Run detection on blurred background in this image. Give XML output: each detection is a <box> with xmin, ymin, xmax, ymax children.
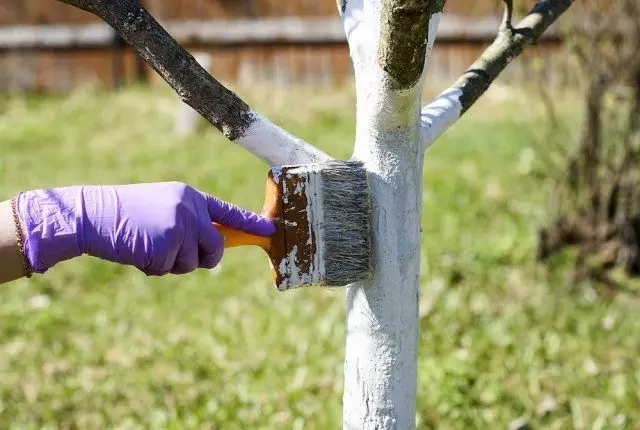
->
<box><xmin>0</xmin><ymin>0</ymin><xmax>638</xmax><ymax>428</ymax></box>
<box><xmin>0</xmin><ymin>0</ymin><xmax>565</xmax><ymax>91</ymax></box>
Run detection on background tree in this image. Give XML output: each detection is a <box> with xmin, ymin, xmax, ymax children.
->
<box><xmin>537</xmin><ymin>0</ymin><xmax>639</xmax><ymax>290</ymax></box>
<box><xmin>58</xmin><ymin>0</ymin><xmax>575</xmax><ymax>427</ymax></box>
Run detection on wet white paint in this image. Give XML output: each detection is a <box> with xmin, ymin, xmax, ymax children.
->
<box><xmin>421</xmin><ymin>87</ymin><xmax>464</xmax><ymax>148</ymax></box>
<box><xmin>278</xmin><ymin>246</ymin><xmax>310</xmax><ymax>290</ymax></box>
<box><xmin>417</xmin><ymin>14</ymin><xmax>467</xmax><ymax>150</ymax></box>
<box><xmin>237</xmin><ymin>112</ymin><xmax>332</xmax><ymax>167</ymax></box>
<box><xmin>305</xmin><ymin>167</ymin><xmax>326</xmax><ymax>284</ymax></box>
<box><xmin>341</xmin><ymin>3</ymin><xmax>453</xmax><ymax>430</ymax></box>
<box><xmin>426</xmin><ymin>13</ymin><xmax>441</xmax><ymax>60</ymax></box>
<box><xmin>271</xmin><ymin>166</ymin><xmax>284</xmax><ymax>182</ymax></box>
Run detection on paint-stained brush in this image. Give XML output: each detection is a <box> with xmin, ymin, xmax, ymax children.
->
<box><xmin>213</xmin><ymin>161</ymin><xmax>373</xmax><ymax>291</ymax></box>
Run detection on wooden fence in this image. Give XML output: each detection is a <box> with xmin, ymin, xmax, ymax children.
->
<box><xmin>0</xmin><ymin>0</ymin><xmax>566</xmax><ymax>92</ymax></box>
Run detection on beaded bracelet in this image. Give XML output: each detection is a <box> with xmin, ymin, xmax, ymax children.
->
<box><xmin>10</xmin><ymin>197</ymin><xmax>33</xmax><ymax>278</ymax></box>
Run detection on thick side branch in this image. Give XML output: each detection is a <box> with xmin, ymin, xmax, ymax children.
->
<box><xmin>58</xmin><ymin>0</ymin><xmax>330</xmax><ymax>166</ymax></box>
<box><xmin>59</xmin><ymin>0</ymin><xmax>251</xmax><ymax>140</ymax></box>
<box><xmin>422</xmin><ymin>0</ymin><xmax>575</xmax><ymax>146</ymax></box>
<box><xmin>456</xmin><ymin>0</ymin><xmax>574</xmax><ymax>113</ymax></box>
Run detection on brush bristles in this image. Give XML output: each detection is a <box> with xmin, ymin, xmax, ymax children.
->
<box><xmin>292</xmin><ymin>161</ymin><xmax>372</xmax><ymax>286</ymax></box>
<box><xmin>311</xmin><ymin>161</ymin><xmax>373</xmax><ymax>286</ymax></box>
<box><xmin>274</xmin><ymin>160</ymin><xmax>373</xmax><ymax>290</ymax></box>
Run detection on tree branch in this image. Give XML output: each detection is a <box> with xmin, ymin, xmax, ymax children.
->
<box><xmin>58</xmin><ymin>0</ymin><xmax>331</xmax><ymax>166</ymax></box>
<box><xmin>502</xmin><ymin>0</ymin><xmax>514</xmax><ymax>31</ymax></box>
<box><xmin>421</xmin><ymin>0</ymin><xmax>575</xmax><ymax>147</ymax></box>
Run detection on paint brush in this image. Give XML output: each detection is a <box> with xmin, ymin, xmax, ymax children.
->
<box><xmin>213</xmin><ymin>161</ymin><xmax>373</xmax><ymax>291</ymax></box>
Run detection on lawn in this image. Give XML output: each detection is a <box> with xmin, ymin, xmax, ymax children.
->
<box><xmin>0</xmin><ymin>83</ymin><xmax>638</xmax><ymax>429</ymax></box>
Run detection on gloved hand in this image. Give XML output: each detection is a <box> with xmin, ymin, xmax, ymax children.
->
<box><xmin>16</xmin><ymin>182</ymin><xmax>275</xmax><ymax>275</ymax></box>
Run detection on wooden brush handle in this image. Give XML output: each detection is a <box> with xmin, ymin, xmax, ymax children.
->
<box><xmin>213</xmin><ymin>223</ymin><xmax>271</xmax><ymax>250</ymax></box>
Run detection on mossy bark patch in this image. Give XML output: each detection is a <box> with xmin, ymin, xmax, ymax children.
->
<box><xmin>378</xmin><ymin>1</ymin><xmax>444</xmax><ymax>91</ymax></box>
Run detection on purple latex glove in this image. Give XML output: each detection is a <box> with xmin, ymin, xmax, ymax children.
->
<box><xmin>16</xmin><ymin>182</ymin><xmax>275</xmax><ymax>276</ymax></box>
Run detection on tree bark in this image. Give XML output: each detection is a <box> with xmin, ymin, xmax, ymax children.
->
<box><xmin>346</xmin><ymin>138</ymin><xmax>425</xmax><ymax>429</ymax></box>
<box><xmin>341</xmin><ymin>1</ymin><xmax>443</xmax><ymax>427</ymax></box>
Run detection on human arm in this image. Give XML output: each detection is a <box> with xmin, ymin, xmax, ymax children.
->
<box><xmin>0</xmin><ymin>200</ymin><xmax>29</xmax><ymax>283</ymax></box>
<box><xmin>0</xmin><ymin>182</ymin><xmax>274</xmax><ymax>285</ymax></box>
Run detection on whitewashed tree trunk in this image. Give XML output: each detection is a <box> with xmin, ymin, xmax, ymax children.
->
<box><xmin>341</xmin><ymin>2</ymin><xmax>442</xmax><ymax>427</ymax></box>
<box><xmin>344</xmin><ymin>150</ymin><xmax>425</xmax><ymax>429</ymax></box>
<box><xmin>59</xmin><ymin>0</ymin><xmax>576</xmax><ymax>428</ymax></box>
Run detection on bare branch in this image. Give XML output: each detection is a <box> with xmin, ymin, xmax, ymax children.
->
<box><xmin>453</xmin><ymin>0</ymin><xmax>574</xmax><ymax>112</ymax></box>
<box><xmin>422</xmin><ymin>0</ymin><xmax>575</xmax><ymax>147</ymax></box>
<box><xmin>57</xmin><ymin>0</ymin><xmax>331</xmax><ymax>166</ymax></box>
<box><xmin>502</xmin><ymin>0</ymin><xmax>514</xmax><ymax>31</ymax></box>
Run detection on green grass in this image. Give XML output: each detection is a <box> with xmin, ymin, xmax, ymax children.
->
<box><xmin>0</xmin><ymin>83</ymin><xmax>638</xmax><ymax>429</ymax></box>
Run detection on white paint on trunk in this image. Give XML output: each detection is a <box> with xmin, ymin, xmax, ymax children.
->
<box><xmin>237</xmin><ymin>113</ymin><xmax>332</xmax><ymax>167</ymax></box>
<box><xmin>347</xmin><ymin>131</ymin><xmax>424</xmax><ymax>429</ymax></box>
<box><xmin>341</xmin><ymin>2</ymin><xmax>443</xmax><ymax>428</ymax></box>
<box><xmin>424</xmin><ymin>12</ymin><xmax>442</xmax><ymax>76</ymax></box>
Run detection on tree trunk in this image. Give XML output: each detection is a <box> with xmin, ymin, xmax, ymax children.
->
<box><xmin>345</xmin><ymin>81</ymin><xmax>425</xmax><ymax>427</ymax></box>
<box><xmin>340</xmin><ymin>1</ymin><xmax>435</xmax><ymax>425</ymax></box>
<box><xmin>338</xmin><ymin>0</ymin><xmax>576</xmax><ymax>426</ymax></box>
<box><xmin>345</xmin><ymin>137</ymin><xmax>424</xmax><ymax>428</ymax></box>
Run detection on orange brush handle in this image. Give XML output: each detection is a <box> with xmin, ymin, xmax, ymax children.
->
<box><xmin>213</xmin><ymin>223</ymin><xmax>271</xmax><ymax>250</ymax></box>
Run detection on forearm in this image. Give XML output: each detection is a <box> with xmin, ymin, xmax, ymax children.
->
<box><xmin>0</xmin><ymin>183</ymin><xmax>274</xmax><ymax>282</ymax></box>
<box><xmin>0</xmin><ymin>199</ymin><xmax>28</xmax><ymax>284</ymax></box>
